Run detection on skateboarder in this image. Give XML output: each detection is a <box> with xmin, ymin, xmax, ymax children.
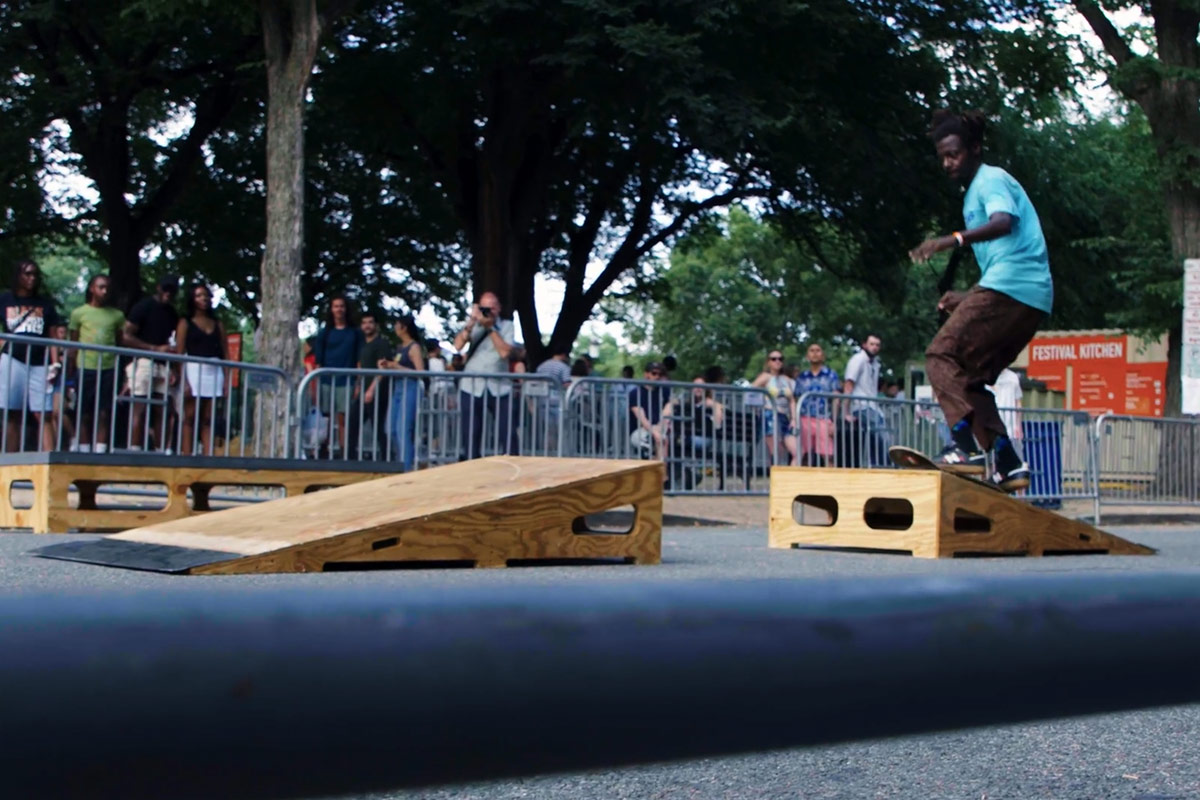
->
<box><xmin>908</xmin><ymin>110</ymin><xmax>1050</xmax><ymax>491</ymax></box>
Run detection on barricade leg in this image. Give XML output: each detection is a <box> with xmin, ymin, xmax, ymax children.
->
<box><xmin>495</xmin><ymin>392</ymin><xmax>517</xmax><ymax>456</ymax></box>
<box><xmin>459</xmin><ymin>391</ymin><xmax>482</xmax><ymax>461</ymax></box>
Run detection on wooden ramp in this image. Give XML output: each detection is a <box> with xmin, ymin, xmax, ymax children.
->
<box><xmin>32</xmin><ymin>457</ymin><xmax>663</xmax><ymax>574</ymax></box>
<box><xmin>769</xmin><ymin>467</ymin><xmax>1153</xmax><ymax>558</ymax></box>
<box><xmin>0</xmin><ymin>458</ymin><xmax>394</xmax><ymax>533</ymax></box>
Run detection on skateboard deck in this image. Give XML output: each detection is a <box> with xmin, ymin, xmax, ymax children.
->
<box><xmin>888</xmin><ymin>445</ymin><xmax>1008</xmax><ymax>493</ymax></box>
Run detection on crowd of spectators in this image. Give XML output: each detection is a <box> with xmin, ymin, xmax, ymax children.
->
<box><xmin>0</xmin><ymin>260</ymin><xmax>234</xmax><ymax>454</ymax></box>
<box><xmin>0</xmin><ymin>264</ymin><xmax>934</xmax><ymax>472</ymax></box>
<box><xmin>611</xmin><ymin>337</ymin><xmax>897</xmax><ymax>471</ymax></box>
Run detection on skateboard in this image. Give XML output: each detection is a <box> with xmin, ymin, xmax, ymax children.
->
<box><xmin>888</xmin><ymin>445</ymin><xmax>1008</xmax><ymax>493</ymax></box>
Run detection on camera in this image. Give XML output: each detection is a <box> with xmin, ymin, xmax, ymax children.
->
<box><xmin>479</xmin><ymin>307</ymin><xmax>492</xmax><ymax>317</ymax></box>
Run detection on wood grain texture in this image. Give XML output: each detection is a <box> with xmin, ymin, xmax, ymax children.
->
<box><xmin>105</xmin><ymin>457</ymin><xmax>662</xmax><ymax>573</ymax></box>
<box><xmin>0</xmin><ymin>465</ymin><xmax>50</xmax><ymax>532</ymax></box>
<box><xmin>0</xmin><ymin>463</ymin><xmax>388</xmax><ymax>533</ymax></box>
<box><xmin>770</xmin><ymin>467</ymin><xmax>943</xmax><ymax>557</ymax></box>
<box><xmin>769</xmin><ymin>466</ymin><xmax>1152</xmax><ymax>558</ymax></box>
<box><xmin>938</xmin><ymin>477</ymin><xmax>1154</xmax><ymax>557</ymax></box>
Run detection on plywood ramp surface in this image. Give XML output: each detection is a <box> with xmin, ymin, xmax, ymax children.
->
<box><xmin>769</xmin><ymin>467</ymin><xmax>1153</xmax><ymax>558</ymax></box>
<box><xmin>33</xmin><ymin>457</ymin><xmax>664</xmax><ymax>573</ymax></box>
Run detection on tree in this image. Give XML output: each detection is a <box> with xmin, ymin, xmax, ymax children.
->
<box><xmin>573</xmin><ymin>332</ymin><xmax>643</xmax><ymax>379</ymax></box>
<box><xmin>1</xmin><ymin>1</ymin><xmax>258</xmax><ymax>309</ymax></box>
<box><xmin>645</xmin><ymin>110</ymin><xmax>1181</xmax><ymax>382</ymax></box>
<box><xmin>37</xmin><ymin>240</ymin><xmax>106</xmax><ymax>313</ymax></box>
<box><xmin>1072</xmin><ymin>0</ymin><xmax>1200</xmax><ymax>413</ymax></box>
<box><xmin>258</xmin><ymin>0</ymin><xmax>326</xmax><ymax>385</ymax></box>
<box><xmin>984</xmin><ymin>108</ymin><xmax>1171</xmax><ymax>331</ymax></box>
<box><xmin>318</xmin><ymin>0</ymin><xmax>1034</xmax><ymax>365</ymax></box>
<box><xmin>137</xmin><ymin>50</ymin><xmax>467</xmax><ymax>329</ymax></box>
<box><xmin>642</xmin><ymin>208</ymin><xmax>943</xmax><ymax>382</ymax></box>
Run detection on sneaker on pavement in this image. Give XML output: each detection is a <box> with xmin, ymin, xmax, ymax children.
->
<box><xmin>992</xmin><ymin>463</ymin><xmax>1031</xmax><ymax>492</ymax></box>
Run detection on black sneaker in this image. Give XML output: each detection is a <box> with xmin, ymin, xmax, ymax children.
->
<box><xmin>992</xmin><ymin>462</ymin><xmax>1031</xmax><ymax>492</ymax></box>
<box><xmin>933</xmin><ymin>445</ymin><xmax>986</xmax><ymax>474</ymax></box>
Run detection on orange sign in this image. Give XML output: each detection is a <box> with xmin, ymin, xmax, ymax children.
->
<box><xmin>1027</xmin><ymin>333</ymin><xmax>1165</xmax><ymax>416</ymax></box>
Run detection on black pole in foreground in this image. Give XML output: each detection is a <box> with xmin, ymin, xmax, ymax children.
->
<box><xmin>4</xmin><ymin>572</ymin><xmax>1200</xmax><ymax>800</ymax></box>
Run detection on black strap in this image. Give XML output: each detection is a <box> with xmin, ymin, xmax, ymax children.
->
<box><xmin>463</xmin><ymin>324</ymin><xmax>490</xmax><ymax>365</ymax></box>
<box><xmin>6</xmin><ymin>306</ymin><xmax>37</xmax><ymax>335</ymax></box>
<box><xmin>0</xmin><ymin>306</ymin><xmax>39</xmax><ymax>355</ymax></box>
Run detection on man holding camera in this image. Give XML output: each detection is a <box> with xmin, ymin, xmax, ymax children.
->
<box><xmin>453</xmin><ymin>291</ymin><xmax>518</xmax><ymax>460</ymax></box>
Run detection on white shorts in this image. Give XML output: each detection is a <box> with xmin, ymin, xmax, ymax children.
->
<box><xmin>0</xmin><ymin>353</ymin><xmax>51</xmax><ymax>413</ymax></box>
<box><xmin>126</xmin><ymin>358</ymin><xmax>169</xmax><ymax>396</ymax></box>
<box><xmin>185</xmin><ymin>361</ymin><xmax>224</xmax><ymax>398</ymax></box>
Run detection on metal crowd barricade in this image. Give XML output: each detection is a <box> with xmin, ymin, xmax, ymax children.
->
<box><xmin>793</xmin><ymin>390</ymin><xmax>1100</xmax><ymax>512</ymax></box>
<box><xmin>794</xmin><ymin>391</ymin><xmax>940</xmax><ymax>469</ymax></box>
<box><xmin>562</xmin><ymin>377</ymin><xmax>781</xmax><ymax>495</ymax></box>
<box><xmin>0</xmin><ymin>332</ymin><xmax>290</xmax><ymax>458</ymax></box>
<box><xmin>295</xmin><ymin>368</ymin><xmax>560</xmax><ymax>467</ymax></box>
<box><xmin>1094</xmin><ymin>413</ymin><xmax>1200</xmax><ymax>518</ymax></box>
<box><xmin>1005</xmin><ymin>405</ymin><xmax>1099</xmax><ymax>513</ymax></box>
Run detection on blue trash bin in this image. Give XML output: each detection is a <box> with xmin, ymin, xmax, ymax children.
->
<box><xmin>1022</xmin><ymin>420</ymin><xmax>1062</xmax><ymax>509</ymax></box>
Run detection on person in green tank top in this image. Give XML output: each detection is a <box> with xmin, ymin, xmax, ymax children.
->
<box><xmin>68</xmin><ymin>274</ymin><xmax>128</xmax><ymax>452</ymax></box>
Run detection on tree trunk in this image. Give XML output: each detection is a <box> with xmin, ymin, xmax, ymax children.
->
<box><xmin>98</xmin><ymin>201</ymin><xmax>142</xmax><ymax>313</ymax></box>
<box><xmin>106</xmin><ymin>234</ymin><xmax>143</xmax><ymax>314</ymax></box>
<box><xmin>260</xmin><ymin>0</ymin><xmax>320</xmax><ymax>455</ymax></box>
<box><xmin>1165</xmin><ymin>181</ymin><xmax>1200</xmax><ymax>260</ymax></box>
<box><xmin>546</xmin><ymin>295</ymin><xmax>594</xmax><ymax>367</ymax></box>
<box><xmin>1161</xmin><ymin>179</ymin><xmax>1200</xmax><ymax>416</ymax></box>
<box><xmin>515</xmin><ymin>262</ymin><xmax>542</xmax><ymax>365</ymax></box>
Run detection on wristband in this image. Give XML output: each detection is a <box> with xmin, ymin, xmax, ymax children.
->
<box><xmin>952</xmin><ymin>231</ymin><xmax>965</xmax><ymax>247</ymax></box>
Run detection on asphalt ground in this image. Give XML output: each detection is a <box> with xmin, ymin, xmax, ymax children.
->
<box><xmin>5</xmin><ymin>520</ymin><xmax>1200</xmax><ymax>799</ymax></box>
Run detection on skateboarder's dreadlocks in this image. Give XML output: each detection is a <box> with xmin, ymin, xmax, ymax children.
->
<box><xmin>908</xmin><ymin>110</ymin><xmax>1053</xmax><ymax>491</ymax></box>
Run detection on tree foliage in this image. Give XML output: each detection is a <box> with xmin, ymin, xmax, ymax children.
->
<box><xmin>5</xmin><ymin>0</ymin><xmax>1181</xmax><ymax>389</ymax></box>
<box><xmin>647</xmin><ymin>104</ymin><xmax>1177</xmax><ymax>383</ymax></box>
<box><xmin>642</xmin><ymin>207</ymin><xmax>943</xmax><ymax>381</ymax></box>
<box><xmin>984</xmin><ymin>107</ymin><xmax>1172</xmax><ymax>332</ymax></box>
<box><xmin>315</xmin><ymin>0</ymin><xmax>1044</xmax><ymax>363</ymax></box>
<box><xmin>1067</xmin><ymin>0</ymin><xmax>1200</xmax><ymax>413</ymax></box>
<box><xmin>0</xmin><ymin>0</ymin><xmax>259</xmax><ymax>309</ymax></box>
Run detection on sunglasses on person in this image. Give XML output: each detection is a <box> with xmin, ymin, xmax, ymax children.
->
<box><xmin>768</xmin><ymin>355</ymin><xmax>783</xmax><ymax>361</ymax></box>
<box><xmin>648</xmin><ymin>370</ymin><xmax>664</xmax><ymax>377</ymax></box>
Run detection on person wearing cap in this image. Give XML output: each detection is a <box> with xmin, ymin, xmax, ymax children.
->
<box><xmin>123</xmin><ymin>275</ymin><xmax>179</xmax><ymax>450</ymax></box>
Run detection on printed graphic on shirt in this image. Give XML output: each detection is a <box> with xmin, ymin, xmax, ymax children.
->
<box><xmin>6</xmin><ymin>305</ymin><xmax>46</xmax><ymax>336</ymax></box>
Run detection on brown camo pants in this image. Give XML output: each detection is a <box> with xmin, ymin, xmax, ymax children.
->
<box><xmin>924</xmin><ymin>287</ymin><xmax>1045</xmax><ymax>451</ymax></box>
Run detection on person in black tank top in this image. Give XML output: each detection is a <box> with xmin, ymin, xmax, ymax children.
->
<box><xmin>174</xmin><ymin>284</ymin><xmax>227</xmax><ymax>455</ymax></box>
<box><xmin>184</xmin><ymin>317</ymin><xmax>223</xmax><ymax>358</ymax></box>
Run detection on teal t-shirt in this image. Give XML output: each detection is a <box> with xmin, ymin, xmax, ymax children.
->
<box><xmin>963</xmin><ymin>164</ymin><xmax>1053</xmax><ymax>314</ymax></box>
